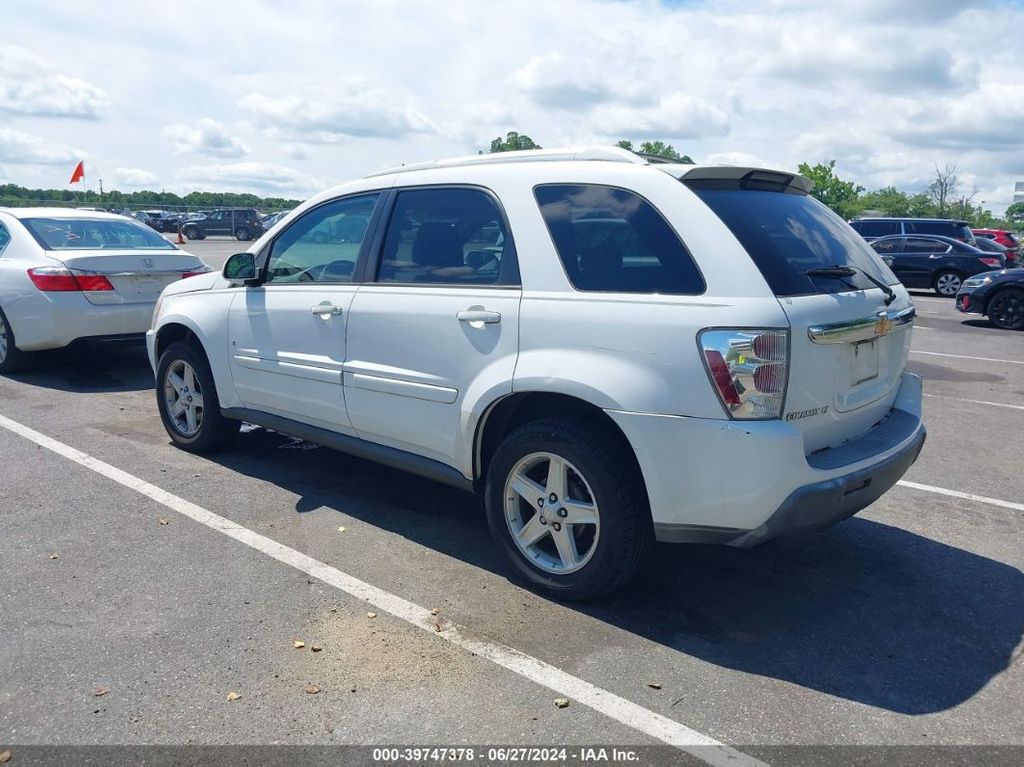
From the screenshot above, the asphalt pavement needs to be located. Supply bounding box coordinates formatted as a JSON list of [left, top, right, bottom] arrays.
[[1, 246, 1022, 764]]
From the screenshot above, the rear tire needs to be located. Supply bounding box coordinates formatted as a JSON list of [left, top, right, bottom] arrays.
[[987, 288, 1024, 330], [235, 226, 251, 241], [184, 225, 200, 240], [933, 270, 963, 297], [484, 418, 653, 600], [0, 307, 31, 374], [156, 340, 239, 453]]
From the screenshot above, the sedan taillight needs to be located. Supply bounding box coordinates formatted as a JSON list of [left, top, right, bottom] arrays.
[[27, 267, 114, 292], [699, 329, 789, 420], [979, 258, 1003, 269]]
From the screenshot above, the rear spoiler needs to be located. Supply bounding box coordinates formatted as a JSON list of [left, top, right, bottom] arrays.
[[661, 165, 814, 195]]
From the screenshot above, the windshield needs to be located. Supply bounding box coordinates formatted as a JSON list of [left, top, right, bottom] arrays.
[[687, 183, 899, 297], [22, 217, 178, 251]]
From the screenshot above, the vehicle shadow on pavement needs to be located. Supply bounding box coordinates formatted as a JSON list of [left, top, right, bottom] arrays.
[[6, 342, 154, 393], [211, 427, 1024, 716]]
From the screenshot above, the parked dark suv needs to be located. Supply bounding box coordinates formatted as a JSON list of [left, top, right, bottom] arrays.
[[182, 208, 264, 241], [850, 217, 975, 244], [869, 234, 1004, 296]]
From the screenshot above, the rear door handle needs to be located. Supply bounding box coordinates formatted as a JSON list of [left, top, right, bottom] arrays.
[[457, 309, 501, 325], [311, 304, 344, 317]]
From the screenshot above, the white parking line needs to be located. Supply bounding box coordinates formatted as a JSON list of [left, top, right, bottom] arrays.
[[0, 413, 759, 767], [897, 481, 1024, 513], [910, 350, 1024, 365], [923, 393, 1024, 411]]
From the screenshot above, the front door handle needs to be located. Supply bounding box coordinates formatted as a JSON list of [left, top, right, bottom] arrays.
[[311, 303, 344, 317], [457, 309, 501, 325]]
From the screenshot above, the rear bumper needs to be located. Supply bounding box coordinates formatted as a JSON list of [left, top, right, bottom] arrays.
[[7, 292, 156, 351], [607, 372, 925, 544], [727, 415, 925, 547]]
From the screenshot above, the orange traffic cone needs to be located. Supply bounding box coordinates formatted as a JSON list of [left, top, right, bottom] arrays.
[[177, 226, 186, 244]]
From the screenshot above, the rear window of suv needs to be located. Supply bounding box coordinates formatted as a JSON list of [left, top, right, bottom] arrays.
[[534, 184, 705, 295], [687, 182, 898, 297]]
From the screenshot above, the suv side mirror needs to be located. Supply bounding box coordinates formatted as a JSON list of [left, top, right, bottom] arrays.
[[223, 252, 257, 286]]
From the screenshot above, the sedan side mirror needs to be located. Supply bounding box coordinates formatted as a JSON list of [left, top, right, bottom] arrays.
[[223, 252, 257, 286]]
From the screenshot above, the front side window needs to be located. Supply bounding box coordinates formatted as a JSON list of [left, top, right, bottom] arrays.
[[534, 184, 705, 294], [22, 217, 178, 250], [265, 193, 379, 284], [0, 223, 10, 255], [870, 238, 901, 254], [377, 188, 510, 286]]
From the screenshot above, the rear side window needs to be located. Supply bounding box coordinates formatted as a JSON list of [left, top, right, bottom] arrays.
[[0, 223, 9, 255], [851, 220, 899, 238], [534, 184, 704, 295], [689, 183, 897, 297], [905, 221, 972, 241], [377, 187, 513, 286], [905, 237, 947, 254]]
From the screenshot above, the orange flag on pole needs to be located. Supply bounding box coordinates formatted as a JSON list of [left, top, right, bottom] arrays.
[[69, 161, 85, 184]]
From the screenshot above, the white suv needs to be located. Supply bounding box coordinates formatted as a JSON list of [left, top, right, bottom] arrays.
[[148, 147, 925, 599]]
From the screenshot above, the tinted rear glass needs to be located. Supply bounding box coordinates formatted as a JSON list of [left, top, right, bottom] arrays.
[[905, 220, 973, 241], [534, 184, 705, 295], [851, 220, 899, 238], [22, 217, 178, 250], [688, 184, 898, 296]]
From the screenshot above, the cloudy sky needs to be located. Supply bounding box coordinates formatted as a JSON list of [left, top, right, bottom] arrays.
[[2, 0, 1023, 212]]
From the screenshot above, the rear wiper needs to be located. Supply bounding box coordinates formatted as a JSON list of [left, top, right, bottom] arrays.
[[806, 265, 896, 305]]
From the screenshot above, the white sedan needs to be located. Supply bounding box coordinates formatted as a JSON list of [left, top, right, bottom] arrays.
[[0, 208, 210, 372]]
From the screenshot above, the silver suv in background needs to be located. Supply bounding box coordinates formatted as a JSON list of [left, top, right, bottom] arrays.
[[148, 147, 925, 599]]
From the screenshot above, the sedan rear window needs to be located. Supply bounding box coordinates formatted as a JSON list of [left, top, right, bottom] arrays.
[[687, 183, 898, 297], [22, 217, 178, 250]]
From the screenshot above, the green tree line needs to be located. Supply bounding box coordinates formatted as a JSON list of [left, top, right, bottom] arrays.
[[798, 160, 1020, 229], [0, 184, 300, 213]]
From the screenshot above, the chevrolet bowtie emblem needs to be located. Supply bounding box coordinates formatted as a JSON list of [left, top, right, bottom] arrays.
[[875, 313, 893, 337]]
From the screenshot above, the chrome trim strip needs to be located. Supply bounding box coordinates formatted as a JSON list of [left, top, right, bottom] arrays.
[[808, 306, 915, 344]]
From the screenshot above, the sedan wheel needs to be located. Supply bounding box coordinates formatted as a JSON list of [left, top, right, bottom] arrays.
[[503, 452, 601, 575], [988, 289, 1024, 330], [0, 307, 30, 373], [934, 271, 962, 297], [163, 359, 205, 437]]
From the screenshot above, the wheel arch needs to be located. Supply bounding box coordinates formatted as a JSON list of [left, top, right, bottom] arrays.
[[473, 391, 647, 502]]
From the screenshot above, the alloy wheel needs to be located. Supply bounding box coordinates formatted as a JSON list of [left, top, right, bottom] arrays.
[[936, 273, 961, 296], [163, 359, 205, 436], [503, 452, 601, 575], [990, 292, 1024, 329]]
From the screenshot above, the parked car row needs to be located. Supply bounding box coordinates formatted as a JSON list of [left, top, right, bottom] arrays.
[[848, 216, 1020, 296]]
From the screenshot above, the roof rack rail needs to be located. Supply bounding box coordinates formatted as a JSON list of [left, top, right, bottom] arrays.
[[365, 145, 646, 178]]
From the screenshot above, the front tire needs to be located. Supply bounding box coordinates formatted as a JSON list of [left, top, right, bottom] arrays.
[[987, 288, 1024, 330], [0, 307, 31, 374], [485, 418, 652, 600], [934, 270, 963, 297], [156, 340, 239, 452]]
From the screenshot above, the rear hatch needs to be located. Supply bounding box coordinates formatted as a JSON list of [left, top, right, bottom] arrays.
[[21, 215, 206, 305], [682, 170, 914, 454]]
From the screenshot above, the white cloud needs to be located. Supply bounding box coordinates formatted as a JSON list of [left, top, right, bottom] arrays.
[[114, 167, 160, 187], [239, 86, 436, 142], [510, 53, 617, 109], [175, 162, 324, 196], [164, 119, 249, 158], [0, 46, 110, 119], [593, 93, 731, 140], [0, 128, 83, 165]]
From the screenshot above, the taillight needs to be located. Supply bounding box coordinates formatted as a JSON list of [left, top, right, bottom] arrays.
[[181, 264, 213, 280], [699, 329, 789, 420], [27, 267, 114, 292], [979, 258, 1003, 268]]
